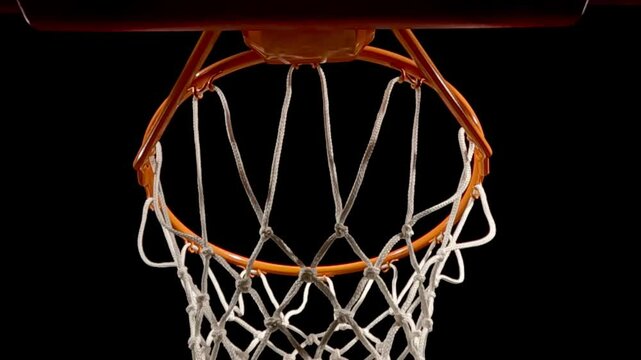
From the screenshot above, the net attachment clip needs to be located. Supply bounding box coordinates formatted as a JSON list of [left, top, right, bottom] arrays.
[[190, 76, 216, 99], [186, 239, 202, 253], [136, 158, 155, 198], [380, 259, 399, 273], [398, 69, 425, 89]]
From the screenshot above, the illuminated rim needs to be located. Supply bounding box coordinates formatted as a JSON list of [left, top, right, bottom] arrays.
[[136, 45, 489, 276]]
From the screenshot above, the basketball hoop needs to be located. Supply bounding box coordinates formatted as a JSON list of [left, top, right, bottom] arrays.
[[3, 0, 601, 358], [135, 29, 496, 359]]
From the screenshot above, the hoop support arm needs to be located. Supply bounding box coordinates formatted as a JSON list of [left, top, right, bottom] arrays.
[[134, 31, 220, 190], [393, 29, 492, 166]]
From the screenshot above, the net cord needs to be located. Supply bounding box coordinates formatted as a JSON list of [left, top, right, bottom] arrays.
[[137, 67, 496, 359]]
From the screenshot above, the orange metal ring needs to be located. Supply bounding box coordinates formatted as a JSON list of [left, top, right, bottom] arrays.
[[135, 39, 490, 277]]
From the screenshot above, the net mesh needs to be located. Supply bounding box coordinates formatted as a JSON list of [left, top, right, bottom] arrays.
[[137, 66, 496, 359]]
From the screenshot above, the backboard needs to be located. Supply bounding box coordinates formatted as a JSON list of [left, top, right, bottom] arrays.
[[15, 0, 590, 31]]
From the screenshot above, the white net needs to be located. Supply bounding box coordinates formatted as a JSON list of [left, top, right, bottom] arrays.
[[138, 66, 496, 359]]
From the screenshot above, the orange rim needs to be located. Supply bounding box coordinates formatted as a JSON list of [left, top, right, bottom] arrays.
[[134, 31, 490, 276]]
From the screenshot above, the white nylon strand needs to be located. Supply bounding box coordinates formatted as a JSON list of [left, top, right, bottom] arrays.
[[136, 69, 496, 359]]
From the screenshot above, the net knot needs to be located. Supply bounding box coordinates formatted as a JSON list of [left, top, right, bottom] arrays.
[[186, 296, 207, 315], [306, 333, 320, 345], [330, 350, 347, 360], [234, 351, 249, 360], [187, 335, 207, 350], [363, 266, 380, 280], [200, 246, 214, 258], [259, 226, 274, 239], [334, 309, 353, 324], [376, 342, 391, 355], [186, 304, 197, 315], [422, 318, 434, 332], [401, 223, 414, 239], [196, 293, 209, 305], [299, 267, 317, 283], [236, 276, 252, 293], [414, 274, 426, 283], [394, 312, 412, 326], [334, 223, 349, 238], [264, 316, 282, 330], [209, 327, 227, 343], [176, 268, 189, 281]]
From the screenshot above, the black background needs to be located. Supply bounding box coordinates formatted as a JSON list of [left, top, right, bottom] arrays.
[[2, 6, 639, 358]]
